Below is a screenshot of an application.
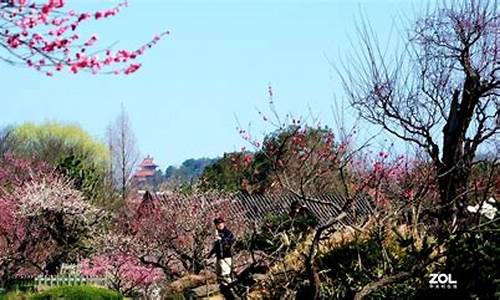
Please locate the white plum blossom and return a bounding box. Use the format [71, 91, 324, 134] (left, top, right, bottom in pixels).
[17, 177, 105, 226]
[466, 197, 497, 220]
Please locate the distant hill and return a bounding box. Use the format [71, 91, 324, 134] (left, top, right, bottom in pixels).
[164, 157, 218, 184]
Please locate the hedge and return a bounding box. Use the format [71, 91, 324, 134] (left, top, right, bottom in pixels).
[29, 285, 122, 300]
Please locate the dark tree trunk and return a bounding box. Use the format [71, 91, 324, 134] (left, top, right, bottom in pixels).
[305, 257, 321, 300]
[44, 254, 64, 275]
[437, 73, 480, 223]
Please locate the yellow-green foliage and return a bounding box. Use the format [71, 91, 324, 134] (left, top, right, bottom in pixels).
[10, 122, 112, 204]
[13, 122, 109, 165]
[29, 285, 122, 300]
[0, 290, 32, 300]
[0, 285, 123, 300]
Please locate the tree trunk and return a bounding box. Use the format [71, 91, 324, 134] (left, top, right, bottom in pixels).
[437, 84, 478, 224]
[436, 163, 471, 222]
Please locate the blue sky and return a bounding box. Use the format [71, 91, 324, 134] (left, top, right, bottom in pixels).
[1, 0, 420, 168]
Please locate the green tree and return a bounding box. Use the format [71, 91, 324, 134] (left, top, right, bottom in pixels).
[200, 152, 252, 192]
[201, 125, 345, 194]
[12, 122, 109, 166]
[57, 155, 107, 204]
[249, 125, 344, 194]
[11, 122, 111, 204]
[0, 126, 17, 160]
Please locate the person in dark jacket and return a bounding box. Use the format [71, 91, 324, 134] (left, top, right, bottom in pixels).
[207, 217, 236, 298]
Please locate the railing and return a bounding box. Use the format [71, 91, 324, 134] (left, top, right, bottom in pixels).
[11, 274, 108, 288]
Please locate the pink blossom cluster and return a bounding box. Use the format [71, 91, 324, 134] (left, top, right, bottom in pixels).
[0, 153, 52, 187]
[0, 154, 105, 278]
[238, 99, 443, 206]
[80, 253, 164, 295]
[0, 155, 51, 266]
[350, 152, 441, 206]
[0, 1, 168, 75]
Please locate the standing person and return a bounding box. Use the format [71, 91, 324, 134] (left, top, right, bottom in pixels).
[207, 217, 236, 299]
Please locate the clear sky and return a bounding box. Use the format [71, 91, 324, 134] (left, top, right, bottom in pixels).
[1, 0, 420, 168]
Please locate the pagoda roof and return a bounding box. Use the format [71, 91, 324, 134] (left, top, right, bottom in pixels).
[133, 169, 156, 178]
[139, 155, 158, 168]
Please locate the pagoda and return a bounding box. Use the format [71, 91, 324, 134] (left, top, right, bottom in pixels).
[133, 155, 159, 185]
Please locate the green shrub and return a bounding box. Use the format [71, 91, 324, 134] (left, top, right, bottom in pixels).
[0, 290, 32, 300]
[317, 225, 434, 299]
[442, 213, 500, 299]
[29, 285, 122, 300]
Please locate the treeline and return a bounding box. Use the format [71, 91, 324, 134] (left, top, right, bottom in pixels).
[163, 157, 218, 185]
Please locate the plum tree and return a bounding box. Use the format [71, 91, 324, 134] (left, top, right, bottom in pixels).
[0, 0, 167, 75]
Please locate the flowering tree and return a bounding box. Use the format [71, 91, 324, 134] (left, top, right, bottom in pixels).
[203, 104, 353, 195]
[80, 254, 164, 298]
[238, 124, 347, 196]
[10, 122, 112, 204]
[236, 88, 498, 298]
[0, 155, 105, 283]
[232, 88, 468, 299]
[83, 191, 243, 296]
[0, 0, 167, 75]
[125, 191, 240, 275]
[339, 0, 498, 225]
[231, 86, 369, 200]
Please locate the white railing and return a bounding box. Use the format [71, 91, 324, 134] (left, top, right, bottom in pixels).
[12, 274, 108, 288]
[34, 274, 108, 286]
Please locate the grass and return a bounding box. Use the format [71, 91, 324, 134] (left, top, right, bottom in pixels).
[0, 285, 122, 300]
